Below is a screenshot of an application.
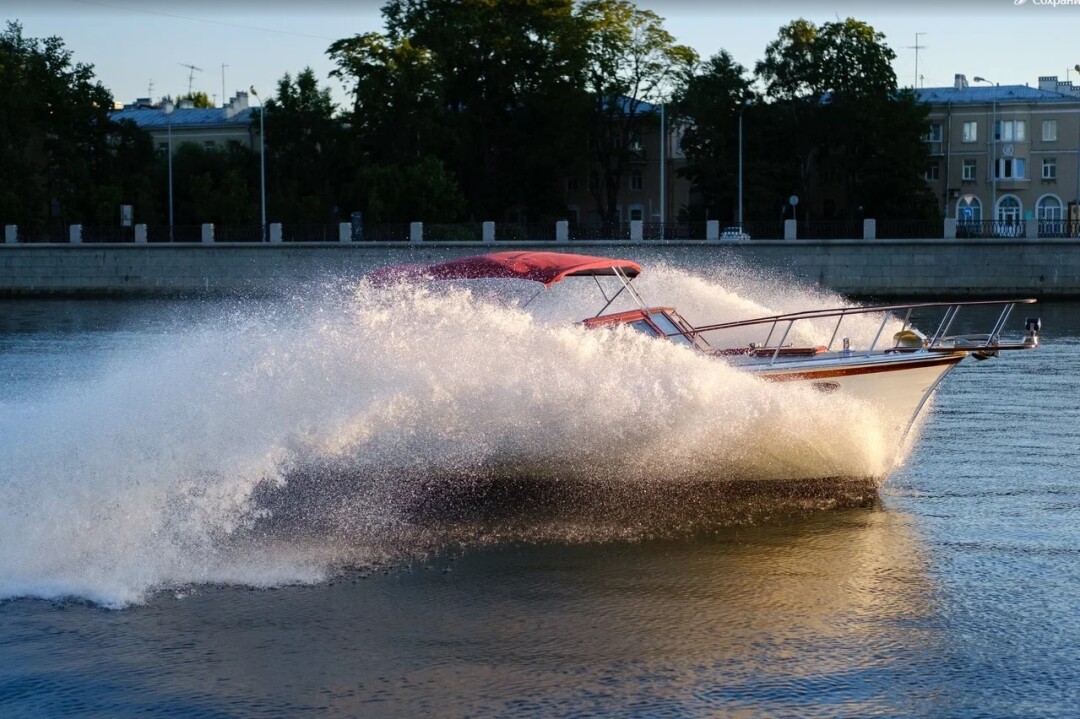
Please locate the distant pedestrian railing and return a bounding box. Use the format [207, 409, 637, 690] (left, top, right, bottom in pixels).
[3, 218, 1078, 245]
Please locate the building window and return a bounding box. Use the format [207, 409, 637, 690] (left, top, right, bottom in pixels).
[203, 140, 216, 149]
[925, 123, 943, 142]
[629, 205, 644, 221]
[1043, 158, 1057, 180]
[996, 195, 1022, 224]
[995, 158, 1026, 179]
[994, 120, 1026, 142]
[957, 195, 982, 222]
[1038, 195, 1063, 220]
[962, 121, 978, 143]
[629, 170, 643, 191]
[157, 142, 169, 154]
[1043, 120, 1058, 142]
[924, 162, 940, 181]
[962, 159, 977, 181]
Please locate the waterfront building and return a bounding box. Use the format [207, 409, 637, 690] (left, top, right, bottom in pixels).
[917, 74, 1080, 234]
[109, 93, 259, 154]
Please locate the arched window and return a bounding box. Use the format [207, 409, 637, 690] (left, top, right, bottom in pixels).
[1037, 195, 1064, 237]
[956, 195, 982, 223]
[996, 195, 1021, 223]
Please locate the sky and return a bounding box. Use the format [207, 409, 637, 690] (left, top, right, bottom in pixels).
[6, 0, 1080, 110]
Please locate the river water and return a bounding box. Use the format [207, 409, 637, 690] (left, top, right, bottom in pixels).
[1, 265, 1078, 718]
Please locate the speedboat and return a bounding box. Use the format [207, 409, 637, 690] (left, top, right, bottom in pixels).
[370, 250, 1040, 448]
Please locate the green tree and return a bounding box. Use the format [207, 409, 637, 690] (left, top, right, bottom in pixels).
[261, 68, 345, 223]
[331, 0, 590, 221]
[0, 21, 153, 228]
[576, 0, 697, 223]
[670, 51, 753, 222]
[753, 17, 929, 222]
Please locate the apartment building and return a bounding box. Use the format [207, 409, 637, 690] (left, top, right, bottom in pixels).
[109, 92, 258, 154]
[917, 74, 1080, 233]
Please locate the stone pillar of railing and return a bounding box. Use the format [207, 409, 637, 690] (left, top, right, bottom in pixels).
[783, 219, 797, 240]
[339, 223, 351, 243]
[4, 225, 16, 244]
[555, 220, 569, 243]
[134, 224, 147, 243]
[941, 216, 959, 239]
[269, 223, 283, 244]
[201, 223, 214, 244]
[706, 220, 719, 242]
[409, 222, 424, 244]
[482, 221, 496, 244]
[69, 225, 82, 244]
[863, 218, 876, 240]
[630, 220, 643, 241]
[1025, 219, 1038, 240]
[944, 218, 957, 240]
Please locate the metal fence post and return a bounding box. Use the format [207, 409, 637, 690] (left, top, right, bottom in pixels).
[555, 220, 568, 243]
[863, 219, 876, 240]
[630, 220, 643, 241]
[4, 225, 16, 244]
[69, 225, 82, 244]
[706, 220, 719, 242]
[134, 224, 147, 243]
[201, 223, 214, 244]
[410, 222, 424, 244]
[269, 223, 283, 243]
[339, 223, 351, 243]
[482, 221, 495, 244]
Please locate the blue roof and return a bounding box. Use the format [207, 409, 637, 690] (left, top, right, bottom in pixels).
[916, 85, 1075, 105]
[109, 107, 254, 128]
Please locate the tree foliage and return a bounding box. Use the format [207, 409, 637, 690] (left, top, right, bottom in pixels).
[0, 21, 153, 227]
[577, 0, 696, 222]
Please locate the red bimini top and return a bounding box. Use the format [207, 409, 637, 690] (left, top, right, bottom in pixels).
[368, 251, 642, 288]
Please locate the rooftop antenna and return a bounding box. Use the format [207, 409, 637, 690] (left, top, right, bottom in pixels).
[221, 63, 229, 107]
[908, 33, 927, 88]
[147, 78, 154, 99]
[179, 62, 203, 96]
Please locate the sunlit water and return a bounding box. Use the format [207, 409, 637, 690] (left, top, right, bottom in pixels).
[0, 267, 1078, 717]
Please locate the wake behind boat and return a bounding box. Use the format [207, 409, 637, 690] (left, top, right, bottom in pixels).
[369, 250, 1040, 469]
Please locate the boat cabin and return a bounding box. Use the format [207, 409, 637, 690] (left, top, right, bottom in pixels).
[582, 308, 713, 352]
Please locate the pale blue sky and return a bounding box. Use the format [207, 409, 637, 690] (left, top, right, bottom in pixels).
[7, 0, 1080, 109]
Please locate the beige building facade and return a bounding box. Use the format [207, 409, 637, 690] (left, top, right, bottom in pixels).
[918, 74, 1080, 235]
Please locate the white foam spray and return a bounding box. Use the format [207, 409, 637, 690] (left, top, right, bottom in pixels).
[0, 266, 905, 606]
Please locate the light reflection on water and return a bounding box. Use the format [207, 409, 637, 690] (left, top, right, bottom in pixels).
[0, 298, 1079, 717]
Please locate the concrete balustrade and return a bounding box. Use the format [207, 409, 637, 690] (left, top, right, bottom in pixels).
[0, 218, 1068, 248]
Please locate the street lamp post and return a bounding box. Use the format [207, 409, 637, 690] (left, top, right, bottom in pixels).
[973, 76, 997, 231]
[250, 86, 267, 242]
[166, 101, 174, 243]
[738, 99, 750, 229]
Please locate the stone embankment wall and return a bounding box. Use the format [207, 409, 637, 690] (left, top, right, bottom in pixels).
[0, 239, 1076, 298]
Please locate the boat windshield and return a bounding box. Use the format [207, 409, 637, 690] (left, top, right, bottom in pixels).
[650, 312, 694, 347]
[626, 319, 660, 337]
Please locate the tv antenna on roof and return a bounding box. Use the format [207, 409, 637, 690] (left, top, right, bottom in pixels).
[179, 63, 203, 95]
[908, 33, 927, 88]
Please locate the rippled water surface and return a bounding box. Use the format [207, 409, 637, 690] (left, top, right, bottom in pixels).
[1, 276, 1078, 718]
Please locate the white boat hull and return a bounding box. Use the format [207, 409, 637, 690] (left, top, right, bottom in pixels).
[750, 352, 966, 441]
